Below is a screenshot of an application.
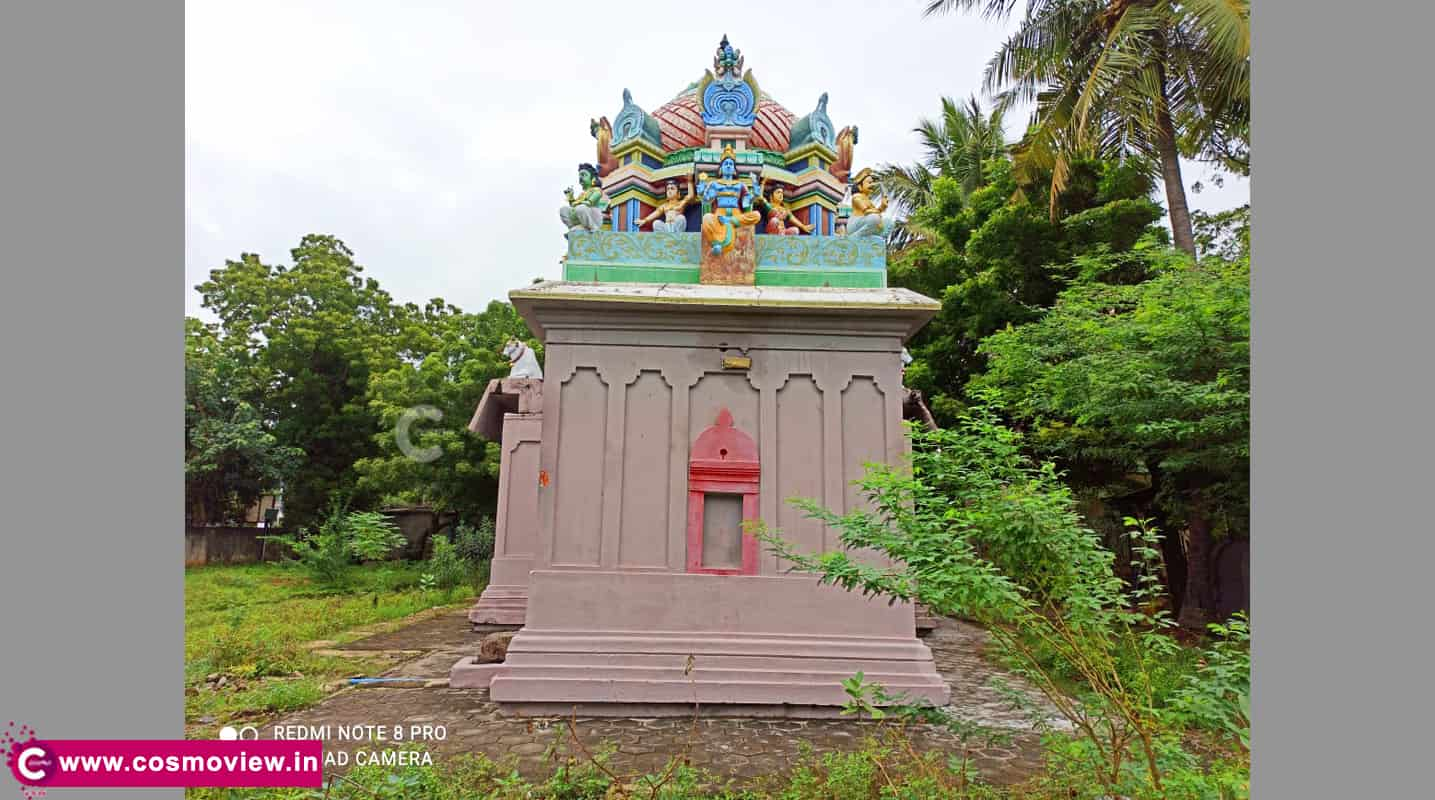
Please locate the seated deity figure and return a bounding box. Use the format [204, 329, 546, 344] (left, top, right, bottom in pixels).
[639, 178, 696, 232]
[559, 162, 610, 234]
[844, 167, 888, 238]
[698, 146, 762, 255]
[758, 183, 813, 235]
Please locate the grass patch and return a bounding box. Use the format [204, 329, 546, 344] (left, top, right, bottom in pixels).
[183, 734, 990, 800]
[185, 562, 480, 737]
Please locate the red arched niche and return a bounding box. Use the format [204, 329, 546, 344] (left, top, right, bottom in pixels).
[686, 408, 760, 575]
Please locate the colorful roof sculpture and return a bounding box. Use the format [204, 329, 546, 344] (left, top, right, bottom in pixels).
[560, 35, 889, 288]
[653, 90, 795, 152]
[613, 89, 662, 148]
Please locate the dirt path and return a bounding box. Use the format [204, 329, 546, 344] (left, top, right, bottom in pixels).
[256, 610, 1062, 786]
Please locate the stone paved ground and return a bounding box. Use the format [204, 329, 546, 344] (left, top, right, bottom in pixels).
[263, 609, 1064, 786]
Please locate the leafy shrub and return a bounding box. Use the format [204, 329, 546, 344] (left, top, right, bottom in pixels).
[452, 517, 496, 565]
[344, 510, 407, 562]
[1171, 613, 1251, 749]
[264, 503, 406, 587]
[424, 533, 470, 591]
[755, 408, 1250, 796]
[1037, 733, 1247, 800]
[532, 754, 611, 800]
[264, 503, 353, 588]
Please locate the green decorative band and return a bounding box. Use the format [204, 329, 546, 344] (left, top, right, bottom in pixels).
[665, 148, 813, 170]
[563, 231, 886, 288]
[564, 263, 703, 283]
[693, 148, 768, 166]
[563, 263, 884, 288]
[754, 234, 884, 270]
[567, 231, 883, 268]
[663, 147, 700, 166]
[568, 230, 704, 265]
[756, 269, 884, 288]
[756, 149, 787, 167]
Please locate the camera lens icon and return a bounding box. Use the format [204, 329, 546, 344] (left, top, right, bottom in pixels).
[219, 725, 260, 741]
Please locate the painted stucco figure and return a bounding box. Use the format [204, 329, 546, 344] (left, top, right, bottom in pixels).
[698, 146, 761, 255]
[758, 183, 813, 235]
[639, 178, 696, 232]
[559, 163, 610, 234]
[503, 338, 543, 380]
[844, 167, 887, 238]
[590, 117, 618, 177]
[612, 88, 662, 147]
[831, 125, 859, 183]
[698, 34, 759, 127]
[788, 93, 836, 150]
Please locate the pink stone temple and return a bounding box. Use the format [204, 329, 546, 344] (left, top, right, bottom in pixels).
[452, 37, 948, 716]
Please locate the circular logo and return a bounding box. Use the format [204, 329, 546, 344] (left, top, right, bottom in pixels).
[12, 741, 56, 786]
[395, 405, 443, 463]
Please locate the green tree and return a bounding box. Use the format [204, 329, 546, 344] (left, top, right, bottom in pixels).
[1192, 202, 1250, 262]
[184, 317, 302, 524]
[924, 0, 1251, 256]
[195, 235, 414, 528]
[354, 300, 537, 525]
[890, 156, 1164, 422]
[758, 414, 1249, 795]
[973, 251, 1250, 626]
[876, 94, 1008, 214]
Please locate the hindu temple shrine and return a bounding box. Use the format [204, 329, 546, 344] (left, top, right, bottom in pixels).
[454, 35, 949, 716]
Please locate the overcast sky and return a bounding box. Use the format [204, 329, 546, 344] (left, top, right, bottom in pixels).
[185, 0, 1249, 319]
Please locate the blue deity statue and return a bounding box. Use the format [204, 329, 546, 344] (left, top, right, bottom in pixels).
[697, 146, 761, 255]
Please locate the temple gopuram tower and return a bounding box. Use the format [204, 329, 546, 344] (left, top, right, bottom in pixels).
[455, 35, 949, 716]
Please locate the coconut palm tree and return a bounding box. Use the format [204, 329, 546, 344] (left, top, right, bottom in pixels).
[877, 94, 1008, 213]
[924, 0, 1251, 257]
[875, 95, 1008, 249]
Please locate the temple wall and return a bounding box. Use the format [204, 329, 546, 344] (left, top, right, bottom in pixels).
[489, 414, 541, 576]
[470, 411, 542, 626]
[535, 330, 907, 576]
[478, 287, 947, 713]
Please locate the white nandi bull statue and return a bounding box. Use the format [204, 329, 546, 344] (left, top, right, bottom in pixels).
[502, 338, 543, 380]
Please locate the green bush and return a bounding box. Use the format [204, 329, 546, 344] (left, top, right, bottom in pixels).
[344, 511, 407, 562]
[423, 533, 470, 591]
[264, 503, 353, 588]
[452, 517, 495, 565]
[1171, 614, 1251, 749]
[755, 409, 1250, 797]
[264, 503, 407, 588]
[1037, 733, 1247, 800]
